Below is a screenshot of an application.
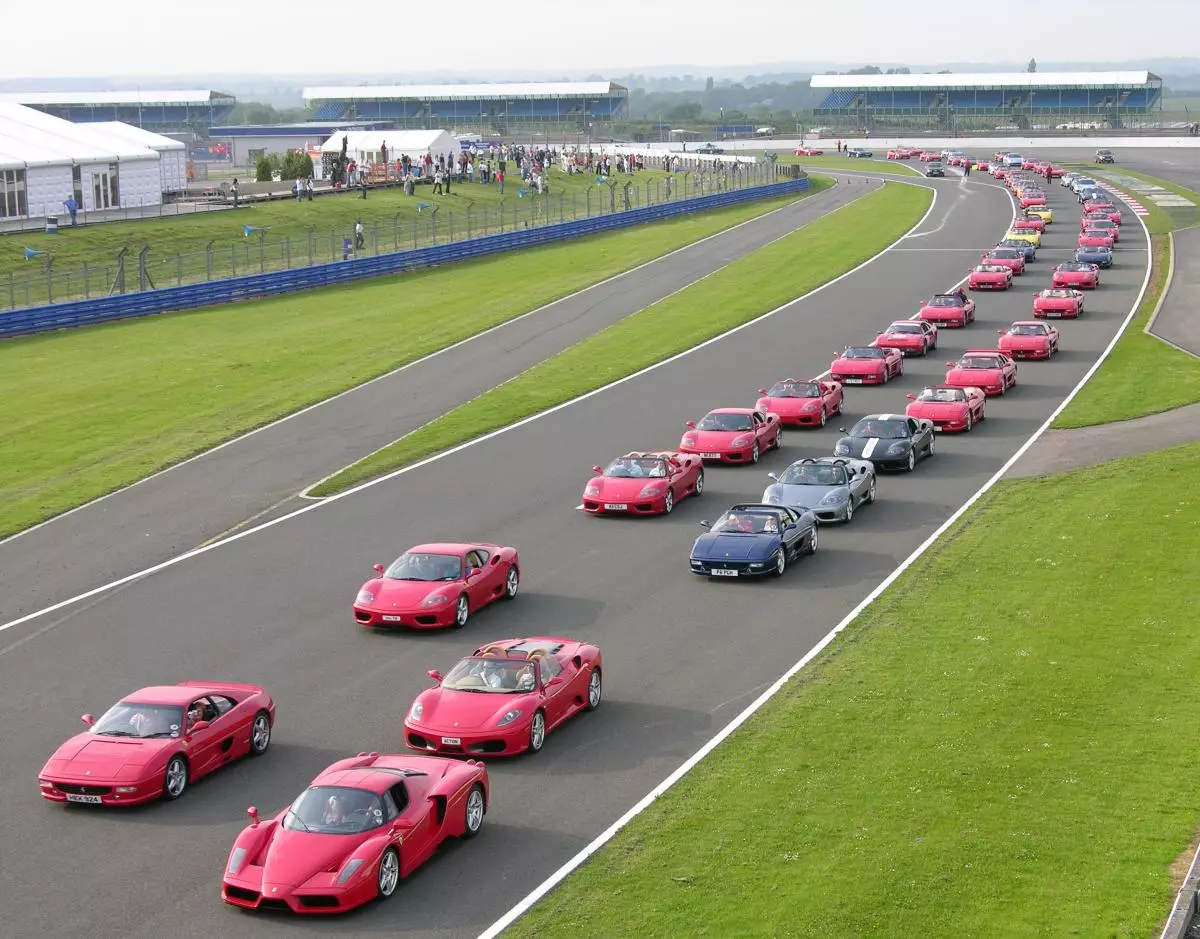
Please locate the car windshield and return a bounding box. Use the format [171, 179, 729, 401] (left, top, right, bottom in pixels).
[90, 701, 185, 739]
[958, 355, 1003, 369]
[1075, 178, 1095, 186]
[697, 412, 753, 432]
[975, 265, 1007, 273]
[927, 296, 963, 307]
[766, 381, 819, 398]
[385, 552, 462, 582]
[1098, 150, 1112, 155]
[850, 418, 909, 439]
[440, 656, 541, 693]
[605, 457, 668, 478]
[711, 510, 786, 534]
[1010, 324, 1048, 336]
[778, 462, 847, 486]
[1042, 288, 1076, 297]
[916, 387, 965, 403]
[842, 347, 884, 359]
[989, 249, 1020, 259]
[886, 323, 923, 334]
[283, 786, 385, 835]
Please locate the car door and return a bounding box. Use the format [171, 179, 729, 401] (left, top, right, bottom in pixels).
[390, 781, 436, 875]
[751, 412, 768, 445]
[539, 657, 575, 729]
[210, 693, 253, 759]
[463, 550, 495, 607]
[183, 697, 226, 778]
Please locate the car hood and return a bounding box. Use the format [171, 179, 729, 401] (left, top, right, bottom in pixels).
[586, 476, 668, 499]
[364, 578, 448, 609]
[763, 483, 843, 508]
[877, 332, 923, 343]
[947, 367, 1001, 382]
[971, 270, 1008, 277]
[837, 436, 908, 459]
[692, 532, 777, 560]
[44, 733, 166, 778]
[415, 688, 535, 731]
[261, 828, 362, 888]
[921, 305, 965, 316]
[683, 429, 750, 448]
[1037, 295, 1077, 304]
[833, 358, 885, 373]
[906, 401, 967, 418]
[756, 396, 820, 413]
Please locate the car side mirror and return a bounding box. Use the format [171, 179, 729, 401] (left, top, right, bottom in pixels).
[767, 472, 778, 480]
[373, 564, 385, 574]
[466, 567, 481, 578]
[945, 361, 955, 367]
[592, 465, 602, 474]
[997, 329, 1005, 336]
[247, 806, 260, 827]
[427, 669, 444, 684]
[905, 393, 915, 400]
[685, 421, 697, 430]
[698, 520, 712, 529]
[190, 720, 211, 733]
[81, 713, 95, 727]
[757, 389, 767, 396]
[919, 298, 927, 305]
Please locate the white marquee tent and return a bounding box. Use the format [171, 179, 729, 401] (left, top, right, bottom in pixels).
[318, 129, 457, 169]
[87, 122, 188, 193]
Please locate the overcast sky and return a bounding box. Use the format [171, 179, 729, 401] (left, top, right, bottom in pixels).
[4, 0, 1198, 80]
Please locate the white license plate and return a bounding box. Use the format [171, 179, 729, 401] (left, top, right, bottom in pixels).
[441, 737, 461, 746]
[1046, 311, 1062, 318]
[701, 453, 722, 459]
[66, 793, 103, 803]
[382, 614, 402, 622]
[710, 568, 739, 577]
[604, 503, 628, 511]
[843, 378, 863, 385]
[933, 426, 944, 431]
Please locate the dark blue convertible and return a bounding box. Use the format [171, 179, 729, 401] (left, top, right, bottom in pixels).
[689, 503, 818, 579]
[1074, 245, 1113, 268]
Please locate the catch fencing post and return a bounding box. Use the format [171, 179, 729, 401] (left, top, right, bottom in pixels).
[83, 263, 90, 298]
[176, 254, 184, 286]
[45, 258, 54, 305]
[206, 241, 215, 280]
[285, 237, 292, 269]
[6, 271, 13, 310]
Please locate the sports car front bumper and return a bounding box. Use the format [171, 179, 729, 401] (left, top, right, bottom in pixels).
[39, 775, 163, 806]
[354, 604, 456, 629]
[223, 869, 376, 914]
[405, 723, 524, 756]
[689, 557, 774, 577]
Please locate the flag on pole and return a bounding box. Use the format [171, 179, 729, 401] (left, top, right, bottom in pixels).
[23, 247, 48, 260]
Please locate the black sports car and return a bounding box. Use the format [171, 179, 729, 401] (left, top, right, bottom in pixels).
[833, 414, 936, 472]
[925, 161, 946, 177]
[1095, 149, 1116, 164]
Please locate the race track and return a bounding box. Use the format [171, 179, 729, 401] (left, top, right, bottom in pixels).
[0, 169, 1149, 939]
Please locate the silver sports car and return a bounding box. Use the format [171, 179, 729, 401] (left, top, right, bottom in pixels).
[761, 457, 877, 523]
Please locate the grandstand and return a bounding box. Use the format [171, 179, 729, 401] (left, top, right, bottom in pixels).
[0, 90, 237, 133]
[810, 72, 1162, 131]
[302, 82, 628, 134]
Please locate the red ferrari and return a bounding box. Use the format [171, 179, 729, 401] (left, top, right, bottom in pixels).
[1079, 229, 1116, 248]
[918, 292, 976, 328]
[829, 345, 903, 385]
[974, 160, 991, 171]
[755, 377, 844, 426]
[793, 147, 824, 156]
[1083, 199, 1117, 216]
[967, 263, 1014, 290]
[904, 384, 986, 432]
[680, 408, 782, 463]
[992, 166, 1009, 179]
[1012, 216, 1045, 234]
[354, 543, 519, 631]
[1033, 288, 1085, 318]
[39, 682, 274, 806]
[582, 451, 704, 515]
[945, 349, 1018, 396]
[221, 752, 488, 914]
[1052, 262, 1100, 289]
[405, 637, 602, 757]
[1081, 218, 1120, 242]
[1021, 158, 1039, 170]
[998, 322, 1060, 359]
[873, 320, 938, 355]
[1019, 192, 1047, 208]
[983, 248, 1026, 275]
[886, 149, 911, 160]
[1088, 206, 1122, 224]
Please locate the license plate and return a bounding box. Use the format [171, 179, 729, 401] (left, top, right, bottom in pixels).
[604, 503, 628, 511]
[710, 568, 739, 577]
[382, 614, 402, 622]
[441, 737, 461, 746]
[843, 378, 863, 385]
[933, 426, 944, 431]
[66, 794, 103, 804]
[1046, 311, 1062, 318]
[701, 453, 722, 459]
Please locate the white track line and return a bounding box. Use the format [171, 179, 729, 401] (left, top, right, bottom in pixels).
[475, 189, 1155, 939]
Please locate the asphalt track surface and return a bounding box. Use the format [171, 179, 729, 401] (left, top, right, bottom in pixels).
[0, 178, 877, 625]
[1153, 225, 1200, 355]
[0, 171, 1149, 939]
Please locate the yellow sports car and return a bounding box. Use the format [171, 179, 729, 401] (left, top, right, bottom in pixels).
[1025, 205, 1053, 224]
[1005, 228, 1042, 247]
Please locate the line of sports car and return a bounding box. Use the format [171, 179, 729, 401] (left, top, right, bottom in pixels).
[32, 152, 1128, 922]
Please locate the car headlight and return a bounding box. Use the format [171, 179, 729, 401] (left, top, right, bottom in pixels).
[887, 442, 909, 454]
[639, 485, 664, 497]
[422, 594, 451, 607]
[762, 490, 780, 504]
[730, 435, 752, 448]
[355, 589, 374, 604]
[585, 485, 601, 495]
[834, 442, 850, 456]
[337, 859, 365, 885]
[227, 847, 247, 875]
[820, 490, 847, 505]
[802, 401, 820, 410]
[682, 435, 697, 447]
[408, 701, 423, 722]
[497, 708, 523, 727]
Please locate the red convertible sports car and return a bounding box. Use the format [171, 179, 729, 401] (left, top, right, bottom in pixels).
[221, 752, 488, 914]
[918, 291, 976, 328]
[830, 345, 904, 385]
[1079, 228, 1116, 248]
[1019, 192, 1047, 209]
[998, 321, 1060, 359]
[1080, 217, 1120, 241]
[1052, 262, 1100, 289]
[1033, 287, 1085, 318]
[405, 637, 602, 757]
[967, 263, 1014, 290]
[1012, 216, 1045, 234]
[582, 451, 703, 515]
[874, 320, 939, 355]
[945, 349, 1018, 396]
[1086, 205, 1122, 224]
[983, 247, 1027, 274]
[680, 408, 782, 463]
[39, 682, 274, 806]
[904, 384, 986, 432]
[354, 543, 519, 631]
[793, 147, 824, 156]
[755, 377, 844, 426]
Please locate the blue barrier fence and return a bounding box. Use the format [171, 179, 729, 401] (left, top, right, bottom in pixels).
[0, 176, 810, 340]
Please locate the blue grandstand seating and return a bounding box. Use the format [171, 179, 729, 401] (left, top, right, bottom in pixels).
[866, 92, 926, 108]
[947, 91, 1005, 108]
[817, 90, 856, 109]
[30, 101, 233, 130]
[310, 95, 622, 123]
[312, 102, 345, 120]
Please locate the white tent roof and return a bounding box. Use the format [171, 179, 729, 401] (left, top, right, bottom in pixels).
[319, 129, 454, 155]
[0, 89, 232, 105]
[0, 103, 159, 166]
[87, 121, 186, 152]
[305, 81, 621, 102]
[811, 71, 1157, 90]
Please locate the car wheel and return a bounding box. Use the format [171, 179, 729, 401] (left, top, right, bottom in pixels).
[881, 367, 890, 384]
[770, 549, 787, 577]
[928, 434, 936, 456]
[586, 667, 603, 711]
[663, 489, 675, 514]
[819, 406, 827, 427]
[377, 847, 400, 899]
[751, 442, 760, 464]
[965, 412, 973, 432]
[694, 470, 705, 496]
[866, 477, 877, 503]
[845, 499, 854, 523]
[503, 566, 519, 600]
[463, 784, 486, 838]
[249, 711, 272, 756]
[453, 594, 470, 629]
[905, 449, 916, 473]
[162, 755, 188, 801]
[774, 431, 783, 450]
[896, 358, 904, 376]
[528, 711, 546, 754]
[806, 526, 819, 555]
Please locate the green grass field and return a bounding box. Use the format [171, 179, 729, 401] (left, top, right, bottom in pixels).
[0, 184, 823, 539]
[312, 181, 931, 496]
[507, 441, 1200, 939]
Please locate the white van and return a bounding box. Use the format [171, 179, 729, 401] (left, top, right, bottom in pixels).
[755, 126, 777, 138]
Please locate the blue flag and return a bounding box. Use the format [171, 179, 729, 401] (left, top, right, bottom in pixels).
[243, 224, 266, 237]
[23, 247, 48, 260]
[518, 188, 531, 197]
[417, 202, 430, 212]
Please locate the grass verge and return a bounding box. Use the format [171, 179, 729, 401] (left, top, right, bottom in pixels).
[778, 154, 924, 176]
[311, 181, 931, 496]
[0, 184, 827, 539]
[1067, 163, 1200, 235]
[505, 442, 1200, 939]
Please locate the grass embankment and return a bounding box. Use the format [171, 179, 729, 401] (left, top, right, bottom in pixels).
[311, 180, 931, 496]
[778, 154, 924, 176]
[1072, 163, 1200, 234]
[507, 442, 1200, 939]
[0, 185, 824, 539]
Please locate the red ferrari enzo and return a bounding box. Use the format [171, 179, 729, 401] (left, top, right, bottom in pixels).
[1052, 262, 1100, 289]
[582, 451, 704, 515]
[904, 384, 986, 432]
[405, 637, 602, 757]
[680, 408, 782, 463]
[967, 264, 1013, 290]
[874, 320, 938, 355]
[918, 292, 976, 328]
[998, 322, 1060, 359]
[1033, 288, 1085, 318]
[1079, 229, 1116, 248]
[755, 377, 844, 426]
[39, 682, 274, 806]
[829, 345, 903, 385]
[354, 543, 519, 631]
[983, 248, 1026, 274]
[221, 752, 488, 914]
[945, 350, 1018, 396]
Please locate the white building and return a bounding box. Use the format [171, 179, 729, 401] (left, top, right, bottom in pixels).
[319, 129, 458, 170]
[87, 121, 188, 194]
[0, 103, 163, 221]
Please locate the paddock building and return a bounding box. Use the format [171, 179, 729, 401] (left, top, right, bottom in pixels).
[0, 89, 237, 134]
